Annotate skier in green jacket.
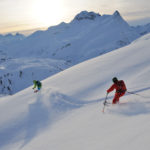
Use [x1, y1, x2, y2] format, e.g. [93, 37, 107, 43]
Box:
[32, 80, 42, 92]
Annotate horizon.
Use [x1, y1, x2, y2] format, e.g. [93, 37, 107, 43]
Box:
[2, 11, 150, 37]
[0, 0, 150, 36]
[1, 11, 150, 37]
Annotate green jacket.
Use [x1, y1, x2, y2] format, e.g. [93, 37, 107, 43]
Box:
[33, 80, 42, 89]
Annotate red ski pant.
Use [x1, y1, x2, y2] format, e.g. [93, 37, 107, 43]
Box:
[112, 92, 125, 104]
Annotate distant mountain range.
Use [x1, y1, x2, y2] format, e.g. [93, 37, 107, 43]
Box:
[0, 11, 150, 62]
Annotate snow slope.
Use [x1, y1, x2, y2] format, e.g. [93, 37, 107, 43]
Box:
[0, 33, 150, 150]
[0, 58, 70, 95]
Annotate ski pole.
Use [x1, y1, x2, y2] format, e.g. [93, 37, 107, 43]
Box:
[127, 91, 145, 98]
[102, 93, 108, 113]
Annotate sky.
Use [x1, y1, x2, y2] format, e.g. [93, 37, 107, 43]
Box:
[0, 0, 150, 35]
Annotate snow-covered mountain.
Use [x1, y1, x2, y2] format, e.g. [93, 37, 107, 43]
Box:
[0, 33, 25, 64]
[3, 11, 142, 62]
[133, 23, 150, 35]
[0, 10, 150, 95]
[0, 33, 25, 45]
[0, 32, 150, 150]
[1, 10, 150, 63]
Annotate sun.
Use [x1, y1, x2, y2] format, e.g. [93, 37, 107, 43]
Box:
[32, 0, 64, 27]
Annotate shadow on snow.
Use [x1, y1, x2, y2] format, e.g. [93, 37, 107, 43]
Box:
[0, 86, 150, 149]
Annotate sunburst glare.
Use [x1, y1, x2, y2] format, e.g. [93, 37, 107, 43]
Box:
[32, 0, 64, 26]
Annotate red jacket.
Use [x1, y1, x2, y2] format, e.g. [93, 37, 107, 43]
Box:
[107, 80, 127, 94]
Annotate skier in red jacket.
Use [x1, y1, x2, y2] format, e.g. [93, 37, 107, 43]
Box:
[107, 77, 127, 104]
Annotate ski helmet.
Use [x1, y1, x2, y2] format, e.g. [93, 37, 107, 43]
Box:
[112, 77, 118, 83]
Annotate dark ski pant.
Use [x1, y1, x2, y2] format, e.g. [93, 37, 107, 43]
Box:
[112, 92, 125, 104]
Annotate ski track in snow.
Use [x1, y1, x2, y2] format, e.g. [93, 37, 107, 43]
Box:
[1, 87, 150, 149]
[0, 87, 150, 150]
[0, 88, 101, 149]
[106, 100, 150, 116]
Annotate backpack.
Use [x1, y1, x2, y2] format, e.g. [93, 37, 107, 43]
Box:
[36, 81, 41, 87]
[116, 80, 125, 93]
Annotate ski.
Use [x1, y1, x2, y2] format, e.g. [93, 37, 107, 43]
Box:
[34, 90, 39, 93]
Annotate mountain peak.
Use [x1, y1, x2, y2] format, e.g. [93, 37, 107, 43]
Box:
[73, 11, 101, 21]
[113, 10, 121, 17]
[112, 10, 127, 24]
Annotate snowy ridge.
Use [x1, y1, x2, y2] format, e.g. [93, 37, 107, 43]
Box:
[134, 23, 150, 35]
[73, 11, 101, 21]
[0, 33, 150, 150]
[0, 33, 25, 45]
